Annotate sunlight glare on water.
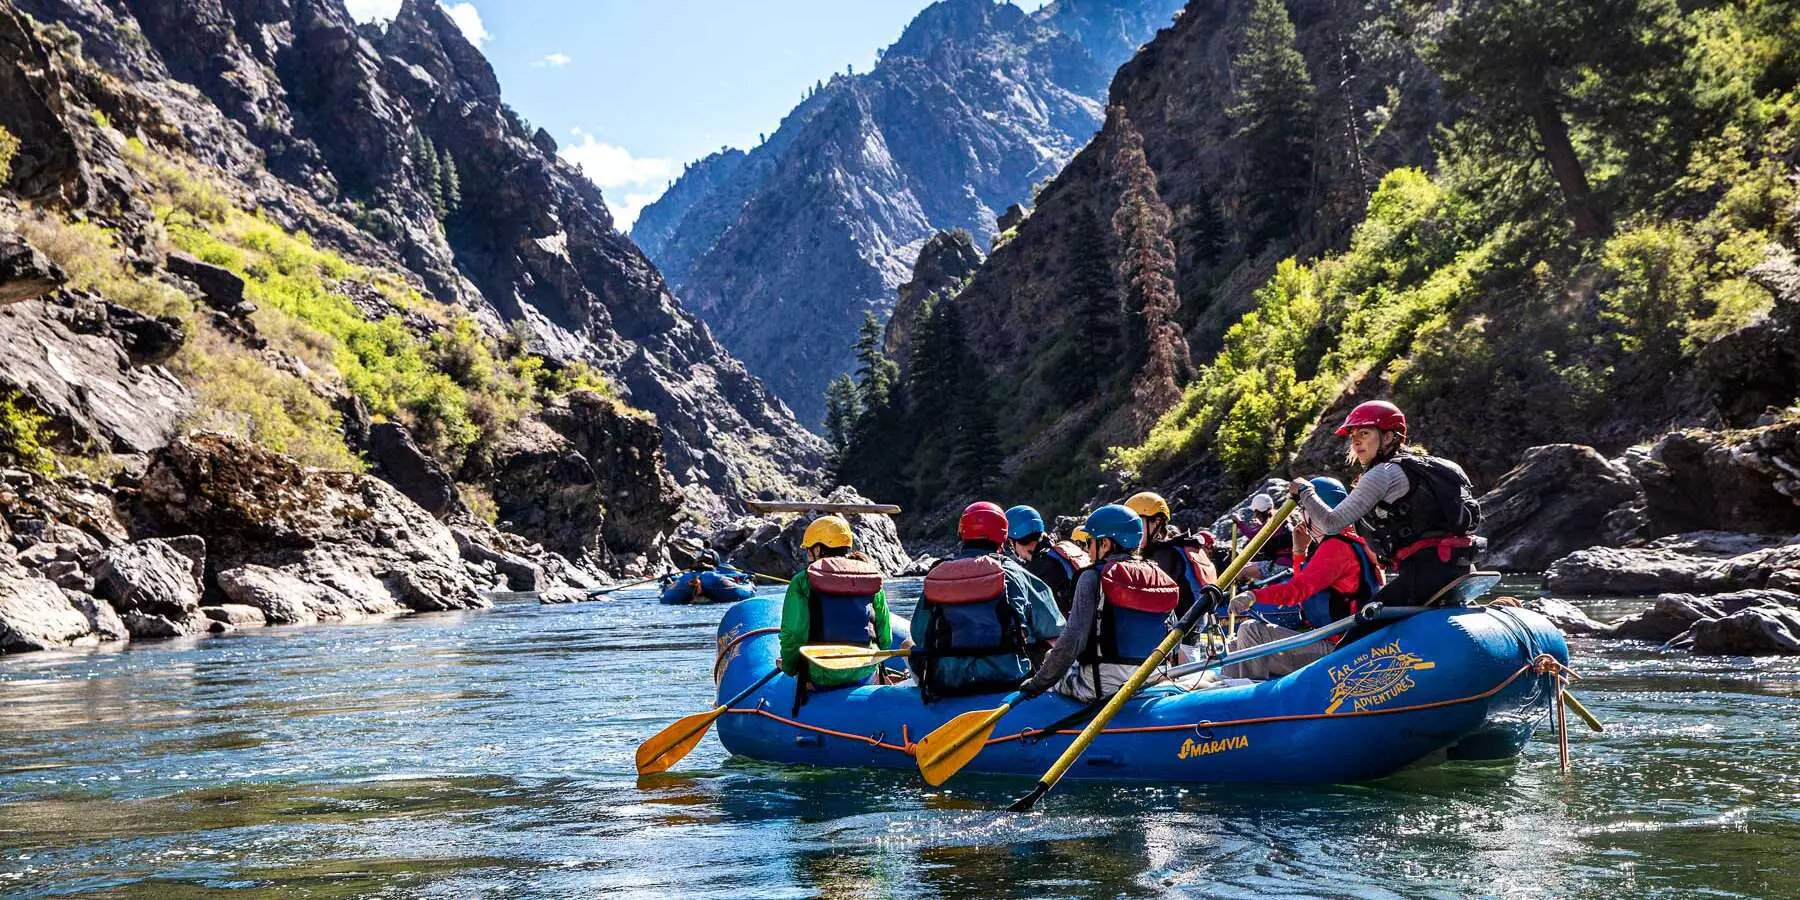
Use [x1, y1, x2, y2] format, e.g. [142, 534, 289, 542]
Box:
[2, 577, 1799, 898]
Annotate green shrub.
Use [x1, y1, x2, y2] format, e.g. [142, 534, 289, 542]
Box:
[0, 391, 55, 475]
[0, 125, 18, 185]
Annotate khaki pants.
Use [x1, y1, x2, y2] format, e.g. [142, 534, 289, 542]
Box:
[1223, 619, 1331, 681]
[1051, 661, 1163, 703]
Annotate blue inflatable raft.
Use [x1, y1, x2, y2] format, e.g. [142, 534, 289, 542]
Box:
[661, 570, 758, 605]
[710, 598, 1568, 783]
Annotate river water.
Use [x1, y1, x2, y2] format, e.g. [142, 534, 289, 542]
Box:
[3, 578, 1798, 898]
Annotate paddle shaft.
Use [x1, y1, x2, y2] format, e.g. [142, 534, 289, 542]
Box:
[1165, 604, 1430, 679]
[1563, 689, 1605, 733]
[590, 573, 667, 596]
[801, 645, 909, 664]
[1010, 499, 1299, 812]
[667, 668, 780, 753]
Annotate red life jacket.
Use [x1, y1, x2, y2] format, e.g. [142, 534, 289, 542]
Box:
[805, 556, 883, 646]
[1081, 558, 1179, 666]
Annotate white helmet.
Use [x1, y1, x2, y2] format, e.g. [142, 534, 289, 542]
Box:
[1250, 493, 1275, 513]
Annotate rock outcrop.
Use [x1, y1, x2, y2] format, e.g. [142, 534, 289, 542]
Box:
[0, 230, 64, 303]
[90, 537, 204, 636]
[130, 433, 485, 625]
[1476, 445, 1644, 572]
[0, 292, 193, 454]
[17, 0, 826, 517]
[885, 229, 984, 372]
[1546, 535, 1800, 596]
[634, 0, 1185, 424]
[368, 421, 466, 520]
[1629, 422, 1800, 538]
[713, 487, 913, 578]
[0, 556, 104, 651]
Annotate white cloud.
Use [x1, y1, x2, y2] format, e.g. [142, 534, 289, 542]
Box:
[344, 0, 401, 22]
[441, 2, 489, 46]
[533, 53, 572, 68]
[559, 130, 676, 229]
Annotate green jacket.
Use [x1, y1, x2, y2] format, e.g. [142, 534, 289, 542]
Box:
[778, 567, 894, 689]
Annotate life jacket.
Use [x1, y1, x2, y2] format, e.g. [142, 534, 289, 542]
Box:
[1299, 533, 1384, 630]
[1362, 456, 1482, 563]
[1044, 541, 1091, 581]
[918, 555, 1030, 698]
[1147, 536, 1217, 617]
[804, 556, 883, 647]
[1079, 558, 1179, 666]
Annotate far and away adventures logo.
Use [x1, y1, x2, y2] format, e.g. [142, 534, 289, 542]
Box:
[1325, 639, 1436, 714]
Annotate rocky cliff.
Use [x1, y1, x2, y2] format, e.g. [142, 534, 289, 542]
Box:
[633, 0, 1185, 425]
[12, 0, 825, 519]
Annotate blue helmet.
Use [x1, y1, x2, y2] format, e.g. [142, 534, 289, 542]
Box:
[1005, 505, 1046, 540]
[1082, 504, 1144, 551]
[1310, 477, 1349, 508]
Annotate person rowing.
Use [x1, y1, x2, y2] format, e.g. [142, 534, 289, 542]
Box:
[910, 502, 1064, 701]
[1287, 400, 1482, 606]
[1016, 504, 1179, 703]
[778, 516, 893, 691]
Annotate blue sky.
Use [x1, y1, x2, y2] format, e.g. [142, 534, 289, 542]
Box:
[347, 1, 1049, 228]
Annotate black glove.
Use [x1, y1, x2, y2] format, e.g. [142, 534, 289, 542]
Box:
[1198, 584, 1227, 616]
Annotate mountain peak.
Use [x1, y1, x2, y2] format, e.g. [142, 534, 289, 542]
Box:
[885, 0, 1027, 62]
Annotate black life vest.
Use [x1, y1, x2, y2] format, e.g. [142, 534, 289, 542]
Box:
[1146, 535, 1217, 617]
[1078, 558, 1179, 666]
[804, 556, 883, 647]
[918, 555, 1031, 698]
[1362, 456, 1482, 562]
[1299, 534, 1384, 630]
[1024, 541, 1091, 616]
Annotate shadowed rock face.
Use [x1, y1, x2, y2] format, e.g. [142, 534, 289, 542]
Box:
[633, 0, 1185, 425]
[15, 0, 826, 517]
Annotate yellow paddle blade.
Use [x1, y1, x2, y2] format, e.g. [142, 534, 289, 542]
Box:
[916, 703, 1012, 787]
[1564, 690, 1605, 733]
[799, 645, 909, 671]
[635, 706, 726, 775]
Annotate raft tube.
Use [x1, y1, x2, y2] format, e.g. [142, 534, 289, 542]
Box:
[661, 571, 758, 605]
[711, 598, 1568, 784]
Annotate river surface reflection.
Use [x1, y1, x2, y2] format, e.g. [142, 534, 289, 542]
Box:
[3, 578, 1798, 897]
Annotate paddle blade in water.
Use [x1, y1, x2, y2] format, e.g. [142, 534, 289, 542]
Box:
[915, 703, 1011, 787]
[635, 707, 724, 775]
[800, 645, 907, 671]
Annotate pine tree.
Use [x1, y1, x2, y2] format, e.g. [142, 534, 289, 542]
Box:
[1047, 206, 1120, 405]
[1109, 108, 1190, 438]
[439, 155, 462, 215]
[823, 374, 861, 463]
[852, 310, 896, 412]
[1228, 0, 1316, 245]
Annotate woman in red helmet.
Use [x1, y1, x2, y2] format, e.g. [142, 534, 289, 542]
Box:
[1286, 401, 1482, 607]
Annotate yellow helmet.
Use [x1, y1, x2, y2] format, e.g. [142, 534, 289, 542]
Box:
[801, 515, 854, 550]
[1071, 525, 1092, 543]
[1124, 491, 1170, 520]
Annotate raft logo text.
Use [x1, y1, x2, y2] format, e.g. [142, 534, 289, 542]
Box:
[1177, 735, 1249, 760]
[1325, 639, 1436, 715]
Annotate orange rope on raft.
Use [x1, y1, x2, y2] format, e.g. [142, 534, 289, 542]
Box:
[721, 654, 1573, 757]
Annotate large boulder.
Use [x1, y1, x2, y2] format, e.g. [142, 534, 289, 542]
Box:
[719, 487, 912, 578]
[0, 560, 87, 651]
[0, 295, 193, 454]
[165, 251, 254, 316]
[0, 231, 65, 304]
[1544, 546, 1716, 595]
[1685, 606, 1800, 656]
[1693, 543, 1800, 594]
[132, 433, 485, 625]
[90, 538, 203, 623]
[1522, 596, 1608, 636]
[1605, 594, 1732, 642]
[1476, 445, 1642, 572]
[1629, 421, 1800, 538]
[368, 422, 465, 519]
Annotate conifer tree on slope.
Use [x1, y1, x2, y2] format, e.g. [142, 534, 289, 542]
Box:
[1109, 108, 1191, 440]
[1228, 0, 1316, 247]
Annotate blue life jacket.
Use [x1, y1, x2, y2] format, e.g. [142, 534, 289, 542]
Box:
[805, 555, 883, 646]
[919, 554, 1030, 699]
[1080, 558, 1179, 666]
[1299, 534, 1383, 630]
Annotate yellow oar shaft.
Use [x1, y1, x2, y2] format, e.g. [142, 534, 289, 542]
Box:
[1564, 690, 1605, 733]
[1011, 499, 1299, 811]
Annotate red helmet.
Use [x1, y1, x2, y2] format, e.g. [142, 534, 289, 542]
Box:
[958, 501, 1009, 544]
[1336, 400, 1407, 437]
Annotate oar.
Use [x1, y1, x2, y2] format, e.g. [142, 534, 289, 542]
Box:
[1563, 689, 1605, 732]
[915, 690, 1028, 787]
[1007, 499, 1298, 812]
[800, 644, 908, 671]
[636, 668, 781, 775]
[754, 573, 790, 585]
[587, 573, 667, 597]
[1225, 522, 1242, 641]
